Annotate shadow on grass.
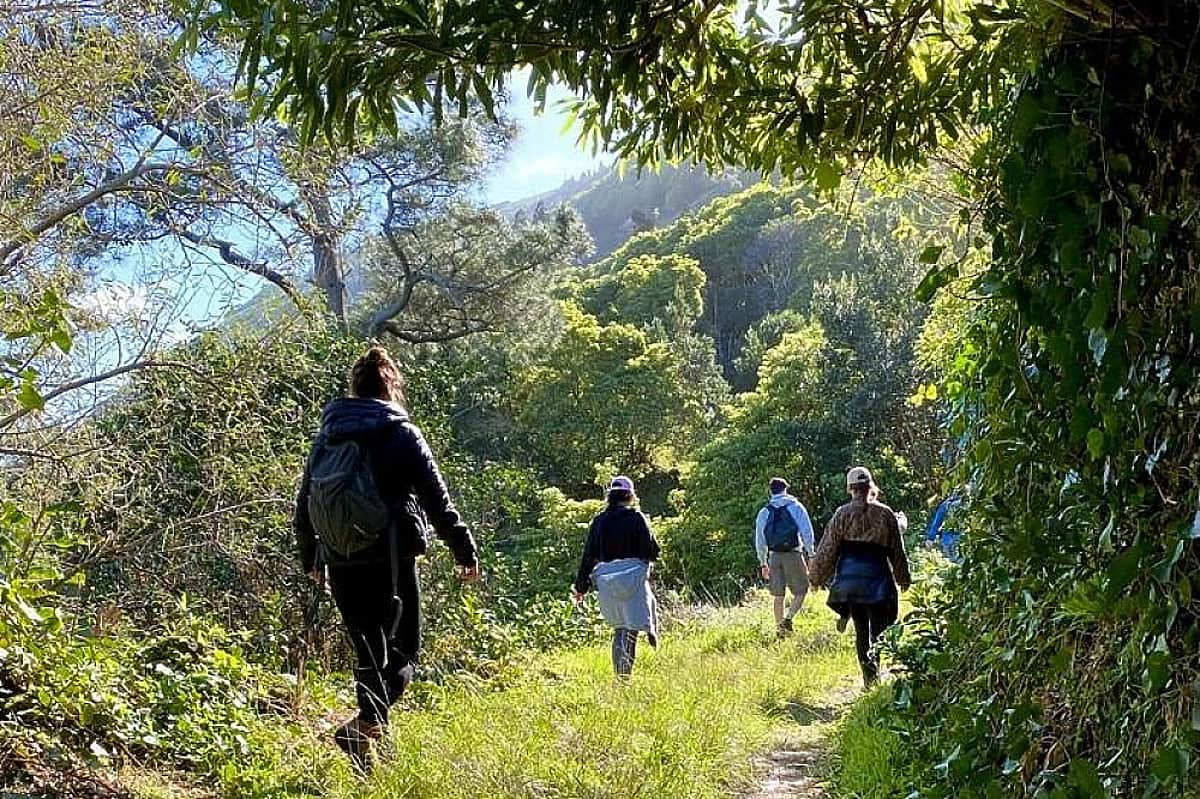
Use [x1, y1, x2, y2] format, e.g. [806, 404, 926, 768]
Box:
[760, 696, 840, 726]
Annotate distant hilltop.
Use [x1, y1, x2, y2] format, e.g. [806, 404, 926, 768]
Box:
[494, 162, 759, 260]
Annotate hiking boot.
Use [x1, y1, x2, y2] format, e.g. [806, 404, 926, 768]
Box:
[860, 661, 879, 689]
[836, 615, 849, 634]
[333, 716, 384, 772]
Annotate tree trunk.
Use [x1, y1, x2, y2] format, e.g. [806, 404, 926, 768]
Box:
[306, 189, 347, 327]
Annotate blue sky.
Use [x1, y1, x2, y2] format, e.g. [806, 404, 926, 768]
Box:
[483, 74, 612, 204]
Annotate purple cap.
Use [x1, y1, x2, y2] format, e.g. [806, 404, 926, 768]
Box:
[608, 475, 635, 492]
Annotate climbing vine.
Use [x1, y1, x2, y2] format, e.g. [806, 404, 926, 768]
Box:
[892, 13, 1200, 796]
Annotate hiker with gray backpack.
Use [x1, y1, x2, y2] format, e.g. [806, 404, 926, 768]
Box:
[295, 346, 479, 770]
[753, 477, 816, 636]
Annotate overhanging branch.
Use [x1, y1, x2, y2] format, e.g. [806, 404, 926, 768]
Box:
[0, 359, 202, 430]
[173, 225, 304, 307]
[377, 319, 494, 344]
[0, 161, 207, 269]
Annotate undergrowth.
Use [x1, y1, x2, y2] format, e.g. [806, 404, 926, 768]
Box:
[4, 589, 859, 798]
[309, 597, 856, 799]
[829, 684, 928, 799]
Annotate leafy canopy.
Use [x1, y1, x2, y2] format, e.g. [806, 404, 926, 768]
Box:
[185, 0, 1041, 176]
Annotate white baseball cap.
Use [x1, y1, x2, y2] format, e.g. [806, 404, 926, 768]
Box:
[608, 475, 635, 493]
[846, 466, 874, 487]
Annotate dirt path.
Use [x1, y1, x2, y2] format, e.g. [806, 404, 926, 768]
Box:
[745, 680, 859, 799]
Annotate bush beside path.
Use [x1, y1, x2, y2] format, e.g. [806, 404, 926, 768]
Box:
[2, 594, 863, 799]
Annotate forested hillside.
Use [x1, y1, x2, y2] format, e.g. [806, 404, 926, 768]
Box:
[0, 4, 948, 789]
[495, 162, 758, 259]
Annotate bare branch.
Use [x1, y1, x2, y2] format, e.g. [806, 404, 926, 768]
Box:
[0, 359, 203, 430]
[171, 225, 304, 307]
[0, 161, 209, 269]
[377, 319, 495, 344]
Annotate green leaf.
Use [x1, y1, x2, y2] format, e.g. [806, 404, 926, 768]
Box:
[1152, 539, 1185, 583]
[1145, 651, 1170, 692]
[49, 325, 72, 353]
[1068, 758, 1106, 797]
[1105, 546, 1142, 598]
[919, 244, 945, 264]
[11, 594, 43, 625]
[17, 379, 44, 412]
[812, 161, 842, 191]
[910, 55, 928, 83]
[1086, 428, 1105, 459]
[1151, 747, 1189, 781]
[916, 262, 959, 302]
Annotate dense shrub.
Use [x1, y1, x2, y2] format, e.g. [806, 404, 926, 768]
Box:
[879, 24, 1200, 796]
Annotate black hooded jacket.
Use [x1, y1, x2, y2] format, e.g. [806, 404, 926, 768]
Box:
[294, 398, 477, 572]
[572, 504, 660, 595]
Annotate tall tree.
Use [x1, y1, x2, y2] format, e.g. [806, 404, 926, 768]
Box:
[1, 1, 562, 438]
[358, 203, 591, 343]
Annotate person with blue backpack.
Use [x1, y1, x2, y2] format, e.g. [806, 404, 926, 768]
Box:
[295, 346, 480, 770]
[754, 477, 816, 636]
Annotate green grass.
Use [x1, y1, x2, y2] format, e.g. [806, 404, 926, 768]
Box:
[280, 594, 858, 799]
[829, 684, 927, 798]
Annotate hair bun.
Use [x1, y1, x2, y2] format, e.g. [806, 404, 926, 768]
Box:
[350, 346, 405, 402]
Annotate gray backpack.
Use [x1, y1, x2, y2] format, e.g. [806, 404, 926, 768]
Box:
[307, 437, 392, 558]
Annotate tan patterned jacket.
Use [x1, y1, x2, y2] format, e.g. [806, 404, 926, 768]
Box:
[809, 499, 911, 590]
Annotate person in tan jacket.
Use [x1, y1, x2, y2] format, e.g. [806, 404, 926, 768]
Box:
[809, 466, 911, 687]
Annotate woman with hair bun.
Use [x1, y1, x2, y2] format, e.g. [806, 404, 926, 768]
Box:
[572, 475, 661, 676]
[295, 345, 479, 769]
[809, 466, 911, 688]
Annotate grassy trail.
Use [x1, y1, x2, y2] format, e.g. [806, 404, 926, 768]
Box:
[303, 594, 859, 799]
[746, 680, 858, 799]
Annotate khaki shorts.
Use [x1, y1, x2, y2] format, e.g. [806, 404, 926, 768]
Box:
[767, 550, 810, 598]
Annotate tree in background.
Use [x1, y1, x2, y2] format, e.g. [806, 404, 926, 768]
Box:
[512, 302, 719, 496]
[358, 203, 591, 344]
[577, 253, 704, 338]
[1, 0, 551, 446]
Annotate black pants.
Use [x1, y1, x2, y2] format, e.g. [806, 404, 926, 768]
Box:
[328, 556, 420, 725]
[849, 598, 898, 685]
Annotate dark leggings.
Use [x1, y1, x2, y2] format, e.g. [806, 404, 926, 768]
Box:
[849, 599, 898, 684]
[329, 556, 420, 725]
[612, 628, 638, 676]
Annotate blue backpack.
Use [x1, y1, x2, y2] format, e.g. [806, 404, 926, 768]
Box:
[763, 504, 800, 551]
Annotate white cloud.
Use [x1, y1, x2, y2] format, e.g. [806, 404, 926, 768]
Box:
[76, 282, 151, 324]
[484, 72, 612, 204]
